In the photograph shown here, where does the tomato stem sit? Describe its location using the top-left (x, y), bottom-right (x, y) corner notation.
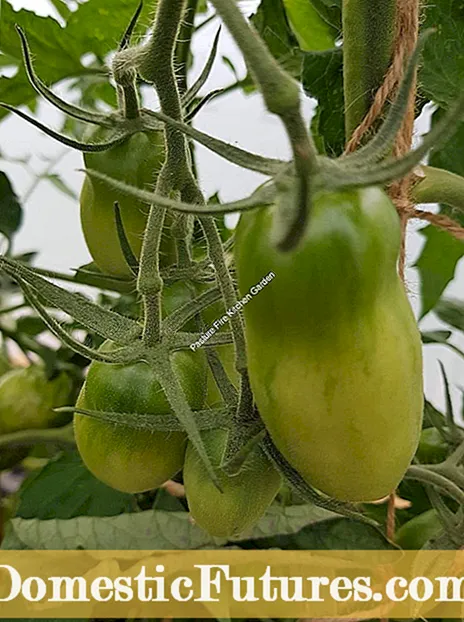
top-left (411, 166), bottom-right (464, 213)
top-left (138, 204), bottom-right (166, 346)
top-left (0, 423), bottom-right (76, 449)
top-left (342, 0), bottom-right (397, 139)
top-left (405, 465), bottom-right (464, 506)
top-left (141, 0), bottom-right (188, 184)
top-left (209, 0), bottom-right (319, 249)
top-left (176, 0), bottom-right (199, 95)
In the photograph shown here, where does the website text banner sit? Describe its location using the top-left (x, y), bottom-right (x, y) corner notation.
top-left (0, 550), bottom-right (464, 618)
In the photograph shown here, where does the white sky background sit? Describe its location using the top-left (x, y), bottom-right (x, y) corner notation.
top-left (1, 0), bottom-right (464, 416)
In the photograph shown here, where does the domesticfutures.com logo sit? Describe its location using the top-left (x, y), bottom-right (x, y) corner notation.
top-left (190, 271), bottom-right (275, 352)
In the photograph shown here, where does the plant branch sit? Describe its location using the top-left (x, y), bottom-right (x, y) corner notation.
top-left (176, 0), bottom-right (199, 95)
top-left (342, 0), bottom-right (397, 138)
top-left (412, 165), bottom-right (464, 212)
top-left (0, 423), bottom-right (75, 449)
top-left (209, 0), bottom-right (318, 249)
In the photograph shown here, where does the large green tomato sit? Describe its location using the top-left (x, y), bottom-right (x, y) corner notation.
top-left (81, 127), bottom-right (176, 279)
top-left (184, 428), bottom-right (281, 537)
top-left (74, 342), bottom-right (207, 493)
top-left (0, 367), bottom-right (72, 470)
top-left (235, 187), bottom-right (423, 502)
top-left (0, 353), bottom-right (10, 377)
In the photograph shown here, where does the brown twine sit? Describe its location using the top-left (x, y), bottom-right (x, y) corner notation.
top-left (344, 0), bottom-right (464, 281)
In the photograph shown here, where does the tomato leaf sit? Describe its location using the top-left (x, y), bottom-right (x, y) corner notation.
top-left (251, 0), bottom-right (302, 76)
top-left (282, 0), bottom-right (338, 51)
top-left (236, 517), bottom-right (394, 550)
top-left (0, 171), bottom-right (22, 241)
top-left (420, 0), bottom-right (464, 107)
top-left (415, 225), bottom-right (464, 318)
top-left (302, 48), bottom-right (344, 156)
top-left (435, 298), bottom-right (464, 332)
top-left (15, 450), bottom-right (134, 520)
top-left (0, 0), bottom-right (155, 116)
top-left (2, 502), bottom-right (336, 550)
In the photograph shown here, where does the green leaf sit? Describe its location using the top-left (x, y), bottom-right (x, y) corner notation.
top-left (428, 109), bottom-right (464, 228)
top-left (2, 502), bottom-right (336, 550)
top-left (415, 109), bottom-right (464, 318)
top-left (302, 47), bottom-right (344, 156)
top-left (0, 171), bottom-right (22, 241)
top-left (421, 0), bottom-right (464, 107)
top-left (43, 173), bottom-right (77, 199)
top-left (421, 327), bottom-right (464, 359)
top-left (16, 451), bottom-right (134, 520)
top-left (310, 0), bottom-right (342, 30)
top-left (415, 225), bottom-right (464, 318)
top-left (282, 0), bottom-right (338, 51)
top-left (0, 0), bottom-right (154, 116)
top-left (16, 314), bottom-right (48, 337)
top-left (435, 297), bottom-right (464, 332)
top-left (421, 330), bottom-right (452, 343)
top-left (251, 0), bottom-right (302, 76)
top-left (238, 517), bottom-right (393, 550)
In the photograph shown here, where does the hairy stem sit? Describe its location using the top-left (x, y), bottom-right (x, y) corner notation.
top-left (343, 0), bottom-right (397, 138)
top-left (209, 0), bottom-right (318, 249)
top-left (0, 423), bottom-right (75, 449)
top-left (137, 0), bottom-right (187, 345)
top-left (138, 205), bottom-right (166, 347)
top-left (176, 0), bottom-right (199, 95)
top-left (141, 0), bottom-right (189, 185)
top-left (121, 83), bottom-right (140, 119)
top-left (412, 165), bottom-right (464, 213)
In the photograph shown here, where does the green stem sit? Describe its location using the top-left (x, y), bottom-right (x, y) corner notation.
top-left (137, 0), bottom-right (187, 346)
top-left (176, 0), bottom-right (199, 95)
top-left (0, 423), bottom-right (75, 448)
top-left (405, 465), bottom-right (464, 506)
top-left (121, 83), bottom-right (140, 119)
top-left (138, 205), bottom-right (166, 347)
top-left (411, 165), bottom-right (464, 212)
top-left (141, 0), bottom-right (189, 185)
top-left (209, 0), bottom-right (299, 116)
top-left (342, 0), bottom-right (397, 138)
top-left (209, 0), bottom-right (318, 250)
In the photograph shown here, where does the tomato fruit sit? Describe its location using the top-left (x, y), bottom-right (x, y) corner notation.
top-left (0, 367), bottom-right (72, 434)
top-left (74, 341), bottom-right (207, 493)
top-left (395, 509), bottom-right (442, 549)
top-left (0, 367), bottom-right (72, 470)
top-left (235, 187), bottom-right (423, 502)
top-left (184, 428), bottom-right (281, 537)
top-left (416, 427), bottom-right (449, 464)
top-left (0, 353), bottom-right (10, 377)
top-left (80, 127), bottom-right (176, 279)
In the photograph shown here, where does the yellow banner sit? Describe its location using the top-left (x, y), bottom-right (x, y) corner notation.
top-left (0, 550), bottom-right (463, 618)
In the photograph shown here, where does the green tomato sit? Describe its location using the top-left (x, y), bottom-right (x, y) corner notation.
top-left (395, 509), bottom-right (442, 549)
top-left (0, 367), bottom-right (72, 434)
top-left (74, 341), bottom-right (207, 494)
top-left (80, 127), bottom-right (176, 279)
top-left (0, 353), bottom-right (11, 377)
top-left (415, 427), bottom-right (449, 464)
top-left (0, 367), bottom-right (72, 470)
top-left (235, 187), bottom-right (423, 502)
top-left (184, 428), bottom-right (281, 537)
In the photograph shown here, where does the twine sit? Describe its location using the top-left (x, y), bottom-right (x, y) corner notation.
top-left (344, 0), bottom-right (464, 281)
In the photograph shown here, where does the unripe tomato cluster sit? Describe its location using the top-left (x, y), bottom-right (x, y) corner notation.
top-left (75, 139), bottom-right (426, 534)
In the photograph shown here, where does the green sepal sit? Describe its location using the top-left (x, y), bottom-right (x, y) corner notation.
top-left (60, 405), bottom-right (232, 432)
top-left (0, 255), bottom-right (141, 345)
